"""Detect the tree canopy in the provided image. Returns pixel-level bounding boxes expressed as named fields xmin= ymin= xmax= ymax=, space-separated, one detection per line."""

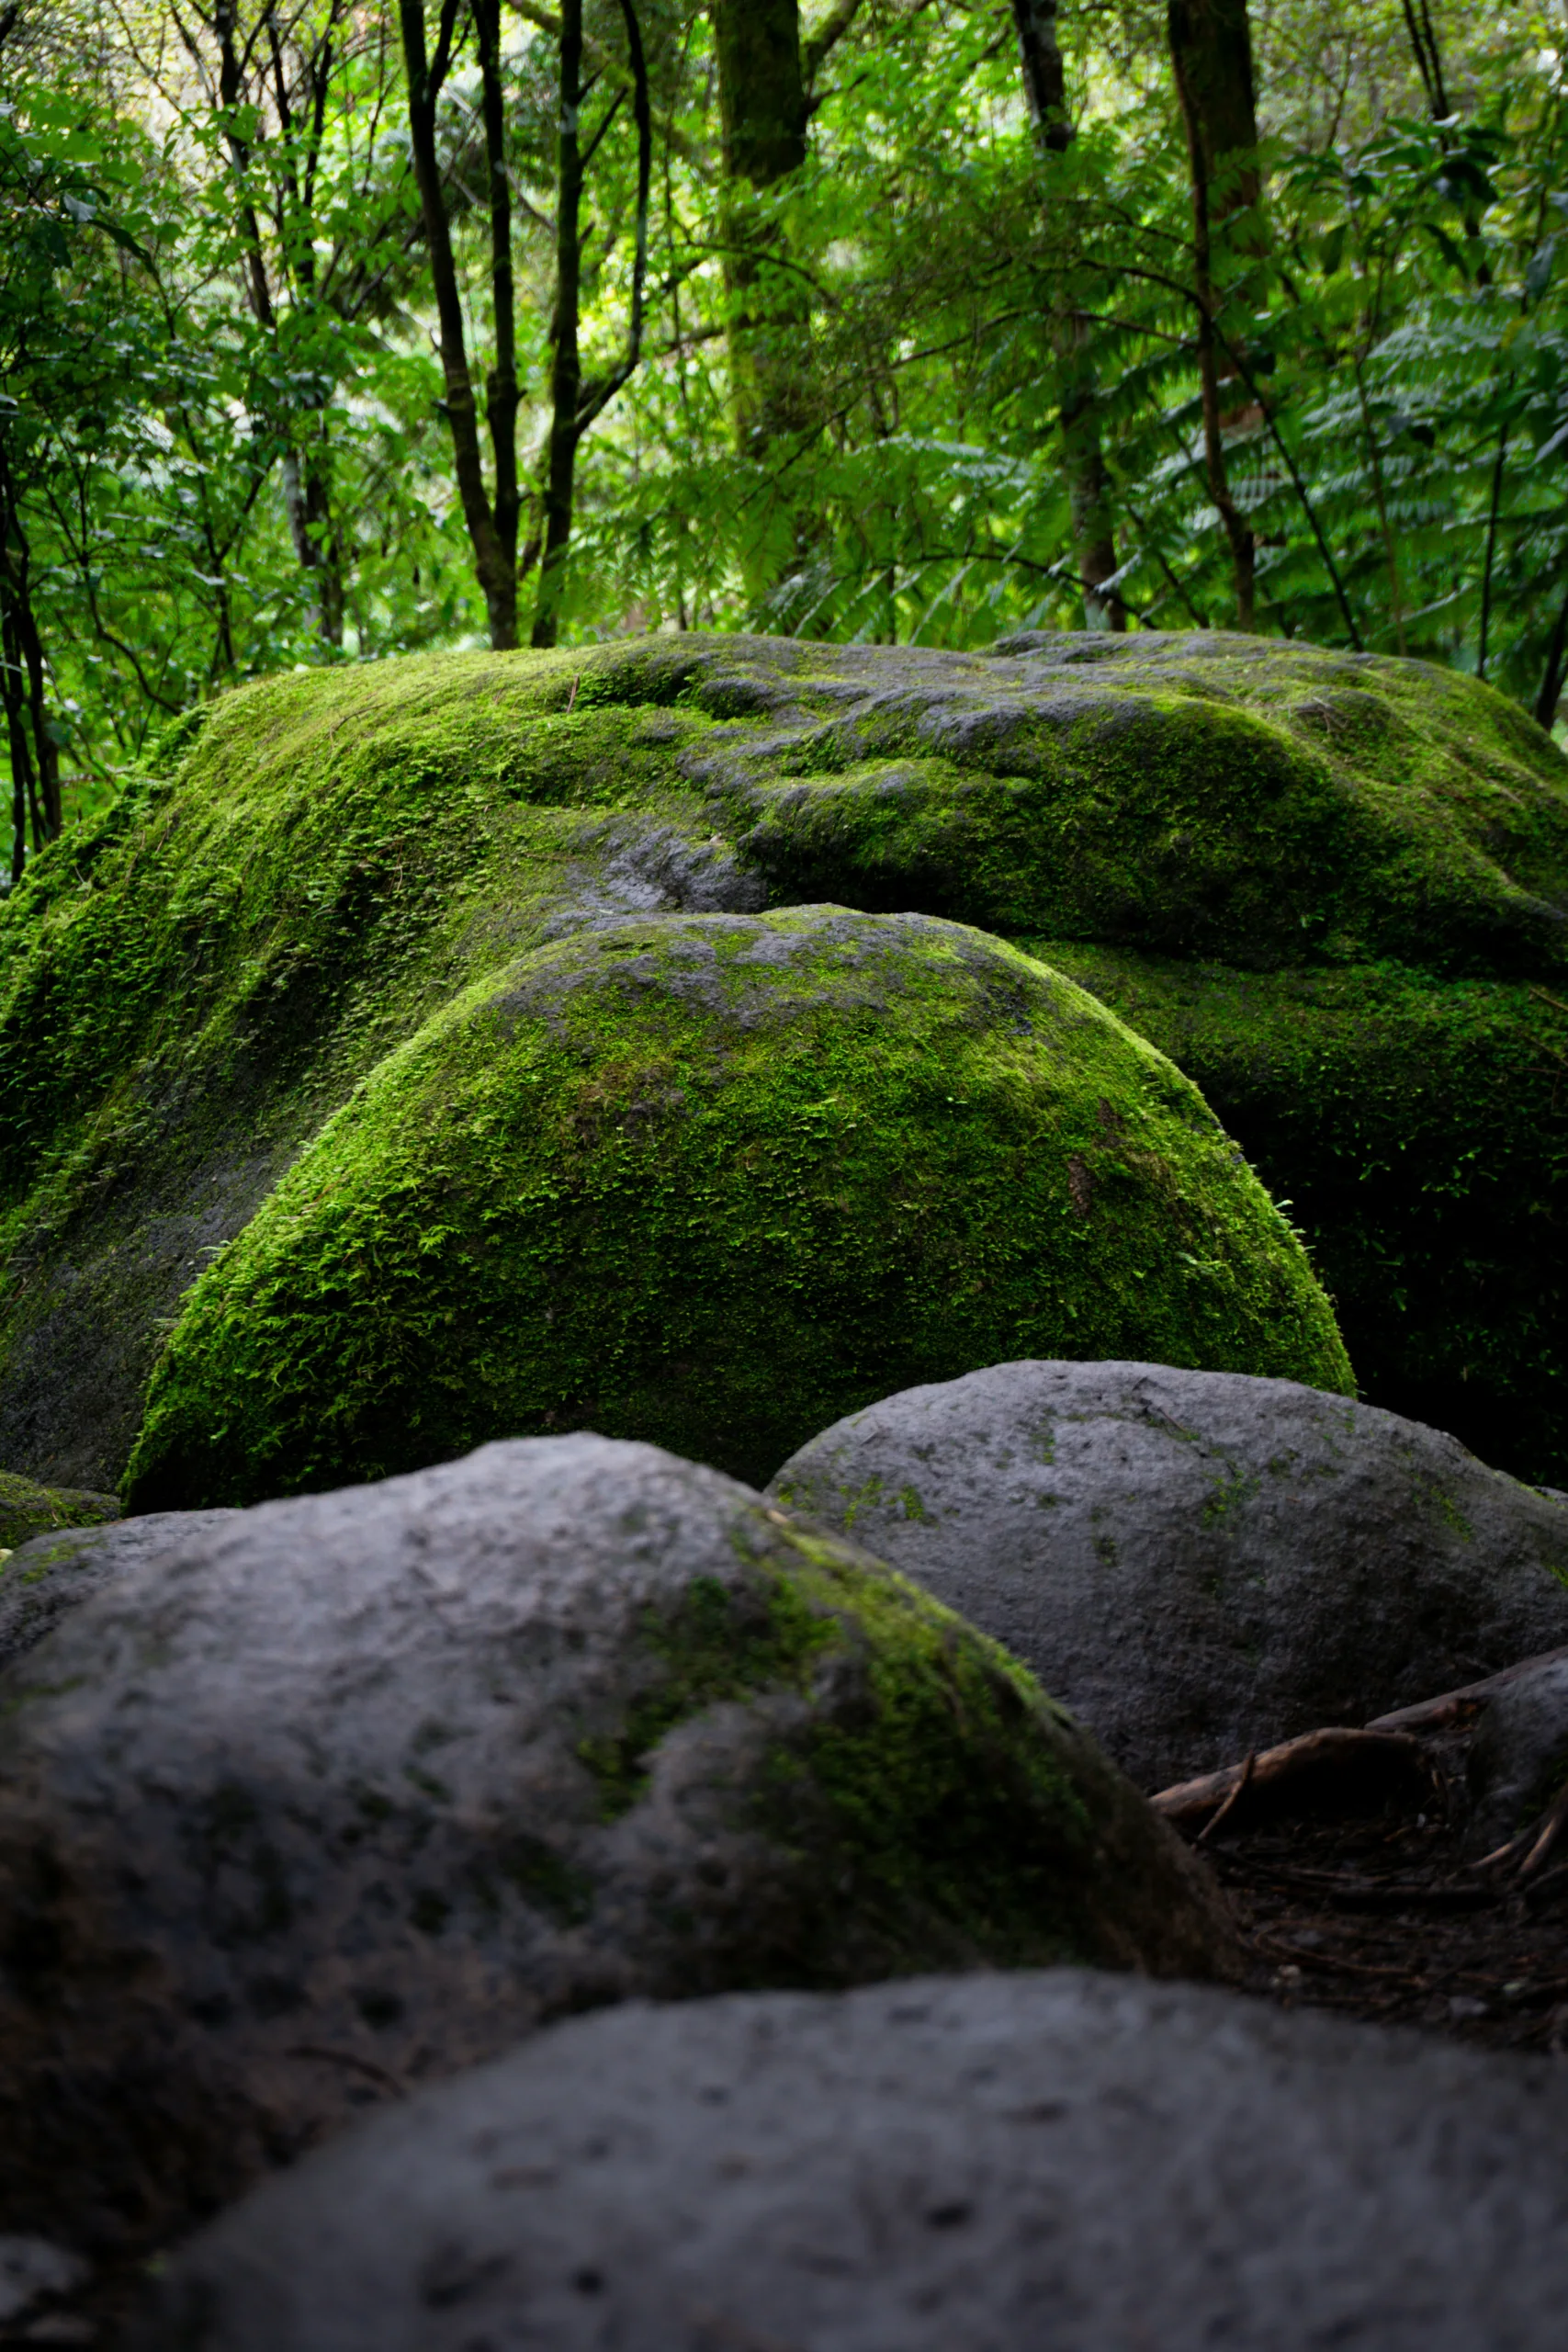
xmin=6 ymin=0 xmax=1568 ymax=879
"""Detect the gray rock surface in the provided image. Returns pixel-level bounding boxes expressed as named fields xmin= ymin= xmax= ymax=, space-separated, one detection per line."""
xmin=132 ymin=1968 xmax=1568 ymax=2352
xmin=0 ymin=1434 xmax=1233 ymax=2256
xmin=0 ymin=1511 xmax=239 ymax=1670
xmin=769 ymin=1360 xmax=1568 ymax=1789
xmin=1463 ymin=1654 xmax=1568 ymax=1851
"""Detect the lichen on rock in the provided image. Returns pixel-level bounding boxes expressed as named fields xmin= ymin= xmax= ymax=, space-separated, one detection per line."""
xmin=123 ymin=906 xmax=1348 ymax=1510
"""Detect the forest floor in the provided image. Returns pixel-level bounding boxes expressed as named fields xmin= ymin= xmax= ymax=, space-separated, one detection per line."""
xmin=1215 ymin=1799 xmax=1568 ymax=2056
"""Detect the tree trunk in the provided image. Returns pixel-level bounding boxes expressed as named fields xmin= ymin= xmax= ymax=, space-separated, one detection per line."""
xmin=1167 ymin=0 xmax=1262 ymax=628
xmin=711 ymin=0 xmax=814 ymax=604
xmin=531 ymin=0 xmax=651 ymax=648
xmin=399 ymin=0 xmax=518 ymax=649
xmin=1010 ymin=0 xmax=1125 ymax=632
xmin=0 ymin=442 xmax=60 ymax=876
xmin=475 ymin=0 xmax=521 ymax=583
xmin=531 ymin=0 xmax=584 ymax=649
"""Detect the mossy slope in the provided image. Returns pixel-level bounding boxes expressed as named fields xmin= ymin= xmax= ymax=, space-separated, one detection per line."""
xmin=0 ymin=650 xmax=758 ymax=1486
xmin=125 ymin=908 xmax=1348 ymax=1508
xmin=6 ymin=627 xmax=1551 ymax=1488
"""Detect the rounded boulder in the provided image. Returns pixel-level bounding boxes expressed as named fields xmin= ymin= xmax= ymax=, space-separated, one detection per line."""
xmin=124 ymin=907 xmax=1349 ymax=1510
xmin=0 ymin=1434 xmax=1234 ymax=2253
xmin=133 ymin=1969 xmax=1568 ymax=2352
xmin=768 ymin=1359 xmax=1568 ymax=1789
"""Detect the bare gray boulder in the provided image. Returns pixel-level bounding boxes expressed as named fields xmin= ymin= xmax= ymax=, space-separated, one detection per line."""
xmin=0 ymin=1510 xmax=239 ymax=1670
xmin=769 ymin=1360 xmax=1568 ymax=1789
xmin=132 ymin=1968 xmax=1568 ymax=2352
xmin=0 ymin=1434 xmax=1233 ymax=2258
xmin=1457 ymin=1654 xmax=1568 ymax=1853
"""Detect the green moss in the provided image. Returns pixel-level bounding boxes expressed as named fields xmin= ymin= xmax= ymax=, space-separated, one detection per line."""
xmin=123 ymin=908 xmax=1349 ymax=1510
xmin=9 ymin=628 xmax=1551 ymax=1493
xmin=758 ymin=1524 xmax=1099 ymax=1965
xmin=1031 ymin=942 xmax=1568 ymax=1484
xmin=0 ymin=1469 xmax=118 ymax=1551
xmin=728 ymin=637 xmax=1568 ymax=978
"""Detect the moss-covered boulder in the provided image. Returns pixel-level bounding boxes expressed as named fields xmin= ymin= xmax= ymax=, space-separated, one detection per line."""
xmin=0 ymin=1468 xmax=118 ymax=1552
xmin=124 ymin=908 xmax=1345 ymax=1509
xmin=6 ymin=627 xmax=1551 ymax=1488
xmin=0 ymin=1436 xmax=1237 ymax=2252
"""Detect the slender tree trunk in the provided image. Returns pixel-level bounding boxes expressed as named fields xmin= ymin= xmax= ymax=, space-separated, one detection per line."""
xmin=475 ymin=0 xmax=520 ymax=582
xmin=1535 ymin=576 xmax=1568 ymax=729
xmin=399 ymin=0 xmax=518 ymax=647
xmin=3 ymin=602 xmax=32 ymax=886
xmin=532 ymin=0 xmax=651 ymax=648
xmin=0 ymin=445 xmax=60 ymax=868
xmin=1010 ymin=0 xmax=1125 ymax=631
xmin=213 ymin=2 xmax=342 ymax=644
xmin=1168 ymin=0 xmax=1262 ymax=628
xmin=532 ymin=0 xmax=584 ymax=648
xmin=711 ymin=0 xmax=812 ymax=601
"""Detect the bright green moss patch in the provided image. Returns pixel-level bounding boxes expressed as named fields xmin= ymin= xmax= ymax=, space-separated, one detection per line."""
xmin=0 ymin=1469 xmax=118 ymax=1552
xmin=1033 ymin=942 xmax=1568 ymax=1485
xmin=124 ymin=907 xmax=1349 ymax=1510
xmin=696 ymin=633 xmax=1568 ymax=978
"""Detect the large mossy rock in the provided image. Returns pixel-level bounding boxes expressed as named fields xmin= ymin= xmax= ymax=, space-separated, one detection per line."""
xmin=0 ymin=1436 xmax=1235 ymax=2253
xmin=769 ymin=1361 xmax=1568 ymax=1789
xmin=135 ymin=1972 xmax=1568 ymax=2352
xmin=5 ymin=628 xmax=1558 ymax=1488
xmin=123 ymin=906 xmax=1346 ymax=1509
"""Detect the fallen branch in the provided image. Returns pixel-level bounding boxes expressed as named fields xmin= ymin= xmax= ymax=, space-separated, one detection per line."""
xmin=1151 ymin=1727 xmax=1427 ymax=1829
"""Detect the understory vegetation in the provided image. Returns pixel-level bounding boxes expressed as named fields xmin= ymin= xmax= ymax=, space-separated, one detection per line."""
xmin=6 ymin=0 xmax=1568 ymax=874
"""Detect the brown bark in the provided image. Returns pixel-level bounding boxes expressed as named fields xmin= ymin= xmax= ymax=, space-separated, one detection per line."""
xmin=711 ymin=0 xmax=816 ymax=605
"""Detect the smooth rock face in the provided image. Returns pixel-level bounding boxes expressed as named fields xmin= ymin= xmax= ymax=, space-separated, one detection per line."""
xmin=133 ymin=1969 xmax=1568 ymax=2352
xmin=769 ymin=1360 xmax=1568 ymax=1789
xmin=0 ymin=1511 xmax=238 ymax=1670
xmin=0 ymin=1435 xmax=1234 ymax=2254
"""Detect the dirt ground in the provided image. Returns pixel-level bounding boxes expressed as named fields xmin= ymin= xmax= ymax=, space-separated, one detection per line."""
xmin=1213 ymin=1796 xmax=1568 ymax=2056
